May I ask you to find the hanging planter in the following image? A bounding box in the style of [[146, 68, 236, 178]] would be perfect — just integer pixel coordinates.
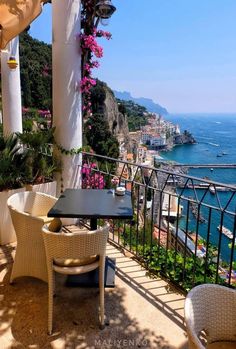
[[7, 56, 18, 69]]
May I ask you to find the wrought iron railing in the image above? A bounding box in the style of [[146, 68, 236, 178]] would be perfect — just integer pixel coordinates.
[[80, 151, 236, 292]]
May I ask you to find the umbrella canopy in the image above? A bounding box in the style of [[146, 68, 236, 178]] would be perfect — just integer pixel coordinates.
[[0, 0, 46, 49]]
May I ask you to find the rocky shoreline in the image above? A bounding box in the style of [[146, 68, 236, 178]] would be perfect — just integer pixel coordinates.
[[163, 131, 196, 152]]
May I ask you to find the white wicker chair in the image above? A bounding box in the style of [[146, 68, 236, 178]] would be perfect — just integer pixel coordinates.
[[185, 284, 236, 349], [42, 224, 109, 335], [7, 191, 57, 283]]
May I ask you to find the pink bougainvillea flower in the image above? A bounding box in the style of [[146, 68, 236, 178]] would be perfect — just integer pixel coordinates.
[[80, 5, 113, 118]]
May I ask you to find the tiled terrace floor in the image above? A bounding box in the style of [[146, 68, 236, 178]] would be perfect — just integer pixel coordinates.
[[0, 242, 188, 349]]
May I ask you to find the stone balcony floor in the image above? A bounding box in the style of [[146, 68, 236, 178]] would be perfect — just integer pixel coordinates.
[[0, 242, 188, 349]]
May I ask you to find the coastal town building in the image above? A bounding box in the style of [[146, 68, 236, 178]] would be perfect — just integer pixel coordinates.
[[140, 114, 182, 150], [161, 193, 183, 223]]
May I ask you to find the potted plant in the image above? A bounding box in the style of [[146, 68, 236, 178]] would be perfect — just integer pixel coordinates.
[[18, 126, 59, 196], [0, 134, 28, 244], [0, 125, 60, 245]]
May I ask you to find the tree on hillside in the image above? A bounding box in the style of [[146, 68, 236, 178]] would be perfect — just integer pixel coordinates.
[[84, 113, 119, 158], [116, 98, 149, 131], [19, 31, 52, 110], [90, 79, 106, 114]]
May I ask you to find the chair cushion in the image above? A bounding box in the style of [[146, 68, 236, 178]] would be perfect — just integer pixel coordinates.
[[54, 255, 99, 267], [48, 218, 62, 232], [208, 341, 236, 349], [61, 225, 89, 234]]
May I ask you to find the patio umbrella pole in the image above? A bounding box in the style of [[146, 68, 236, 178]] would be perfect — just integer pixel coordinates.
[[1, 36, 22, 136], [52, 0, 82, 195]]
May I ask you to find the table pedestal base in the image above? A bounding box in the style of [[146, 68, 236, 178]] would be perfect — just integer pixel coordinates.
[[65, 257, 116, 288]]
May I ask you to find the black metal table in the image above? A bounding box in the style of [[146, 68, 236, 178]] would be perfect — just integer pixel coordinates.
[[48, 188, 133, 229], [47, 188, 133, 287]]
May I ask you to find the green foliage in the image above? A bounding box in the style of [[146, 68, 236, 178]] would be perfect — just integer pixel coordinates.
[[117, 98, 149, 131], [84, 80, 128, 157], [118, 216, 224, 292], [17, 128, 58, 184], [0, 134, 29, 191], [0, 130, 59, 191], [22, 118, 34, 132], [19, 31, 52, 110], [84, 113, 119, 158], [56, 143, 82, 156], [140, 244, 221, 291], [90, 80, 107, 114]]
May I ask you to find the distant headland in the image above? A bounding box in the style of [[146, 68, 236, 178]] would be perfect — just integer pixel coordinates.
[[113, 90, 168, 115]]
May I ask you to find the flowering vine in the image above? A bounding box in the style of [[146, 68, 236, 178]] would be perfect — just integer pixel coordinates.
[[80, 1, 112, 117], [82, 162, 105, 189]]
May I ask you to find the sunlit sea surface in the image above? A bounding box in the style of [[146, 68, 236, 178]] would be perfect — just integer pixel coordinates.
[[160, 113, 236, 261]]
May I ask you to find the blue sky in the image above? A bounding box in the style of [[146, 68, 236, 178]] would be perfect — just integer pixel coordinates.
[[30, 0, 236, 113]]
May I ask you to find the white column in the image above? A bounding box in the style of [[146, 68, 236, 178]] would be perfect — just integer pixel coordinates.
[[1, 36, 22, 136], [52, 0, 82, 194]]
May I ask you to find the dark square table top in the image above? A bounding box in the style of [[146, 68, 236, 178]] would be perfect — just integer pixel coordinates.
[[48, 189, 133, 220]]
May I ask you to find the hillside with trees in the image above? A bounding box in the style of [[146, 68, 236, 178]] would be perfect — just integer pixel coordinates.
[[19, 31, 52, 110], [8, 32, 150, 157], [116, 99, 149, 131]]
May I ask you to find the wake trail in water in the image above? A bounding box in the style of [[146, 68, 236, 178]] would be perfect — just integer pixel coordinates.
[[208, 142, 220, 147]]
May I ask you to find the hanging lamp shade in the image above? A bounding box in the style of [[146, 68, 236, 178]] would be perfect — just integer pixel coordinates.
[[0, 0, 46, 50], [7, 56, 18, 69], [95, 0, 116, 19]]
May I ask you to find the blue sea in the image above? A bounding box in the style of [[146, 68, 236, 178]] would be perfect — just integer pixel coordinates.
[[160, 113, 236, 262]]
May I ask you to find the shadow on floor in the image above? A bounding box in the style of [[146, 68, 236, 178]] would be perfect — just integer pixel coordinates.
[[0, 264, 176, 349]]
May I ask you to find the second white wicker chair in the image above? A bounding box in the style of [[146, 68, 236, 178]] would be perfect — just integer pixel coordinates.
[[42, 224, 109, 335], [7, 191, 57, 283], [184, 284, 236, 349]]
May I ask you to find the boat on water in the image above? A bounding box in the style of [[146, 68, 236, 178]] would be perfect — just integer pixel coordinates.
[[217, 225, 234, 239], [209, 186, 216, 194], [209, 185, 230, 194]]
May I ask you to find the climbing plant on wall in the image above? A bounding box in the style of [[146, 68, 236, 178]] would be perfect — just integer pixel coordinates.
[[80, 0, 112, 117]]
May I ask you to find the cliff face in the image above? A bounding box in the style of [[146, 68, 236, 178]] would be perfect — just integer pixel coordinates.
[[103, 86, 131, 150]]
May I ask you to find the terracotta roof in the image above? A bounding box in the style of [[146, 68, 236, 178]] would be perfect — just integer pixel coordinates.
[[153, 226, 168, 247]]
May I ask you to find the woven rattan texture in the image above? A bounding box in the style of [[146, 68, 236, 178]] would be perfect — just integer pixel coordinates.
[[42, 224, 109, 334], [7, 191, 57, 283], [185, 284, 236, 349]]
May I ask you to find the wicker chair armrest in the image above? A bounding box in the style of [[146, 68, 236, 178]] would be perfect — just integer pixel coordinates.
[[30, 195, 57, 216], [9, 206, 48, 223], [185, 284, 236, 345]]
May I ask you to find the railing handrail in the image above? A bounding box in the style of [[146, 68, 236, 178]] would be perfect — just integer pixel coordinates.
[[82, 151, 236, 190], [80, 151, 236, 290]]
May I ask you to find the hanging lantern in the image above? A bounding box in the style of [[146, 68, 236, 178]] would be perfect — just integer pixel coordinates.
[[7, 56, 18, 69], [95, 0, 116, 19]]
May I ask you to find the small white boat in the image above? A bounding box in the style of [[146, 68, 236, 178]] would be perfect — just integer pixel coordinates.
[[217, 225, 234, 239], [209, 186, 216, 194], [210, 186, 229, 193]]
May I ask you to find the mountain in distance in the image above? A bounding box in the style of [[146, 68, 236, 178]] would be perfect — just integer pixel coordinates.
[[113, 90, 168, 115]]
